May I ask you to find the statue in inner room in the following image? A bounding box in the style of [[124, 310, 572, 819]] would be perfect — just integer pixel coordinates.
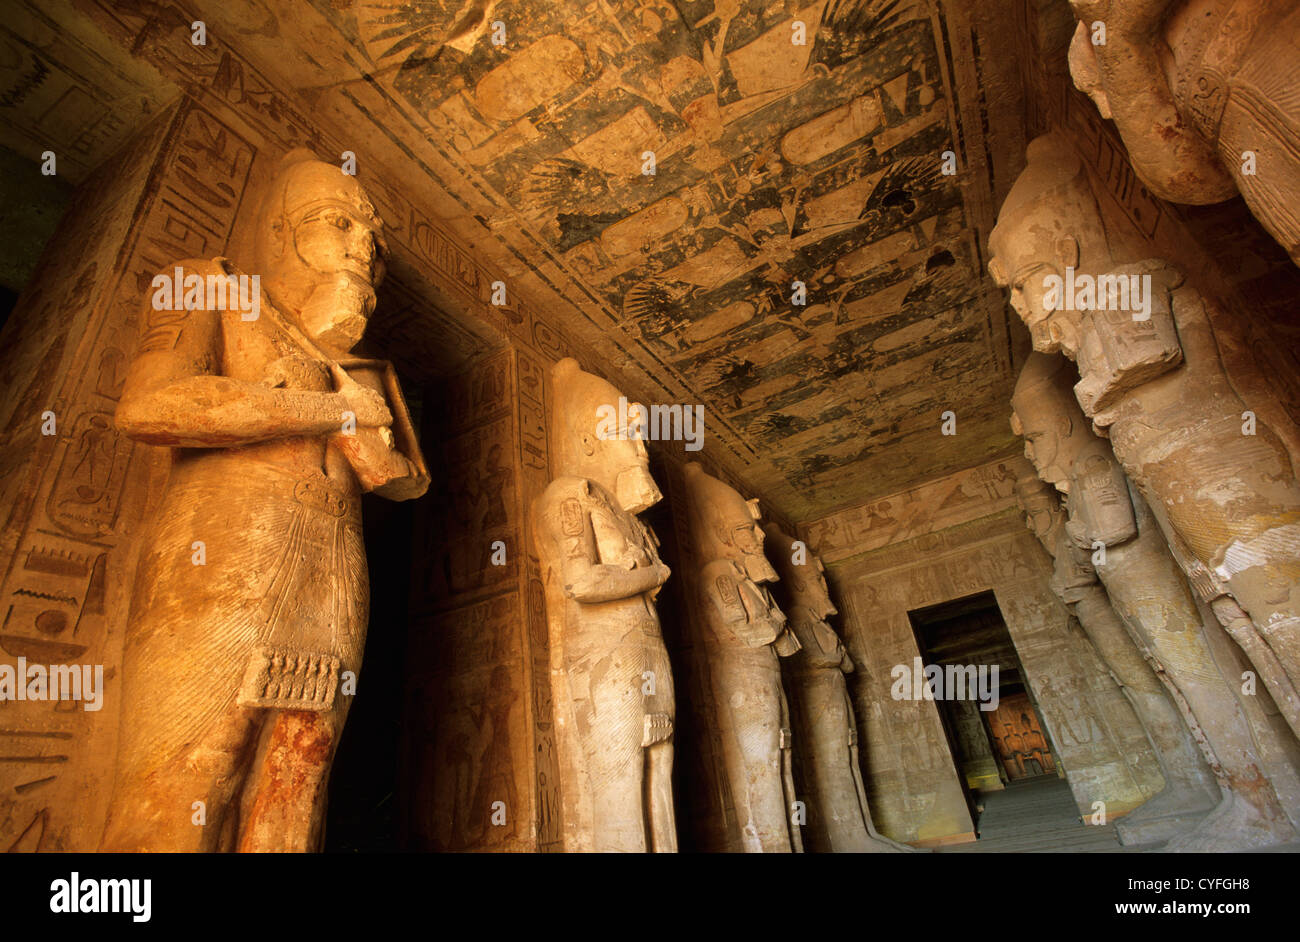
[[1066, 0, 1300, 266], [532, 358, 677, 852], [683, 463, 802, 853], [762, 522, 916, 853], [1012, 352, 1297, 850], [988, 132, 1300, 738], [102, 150, 429, 852], [1014, 466, 1219, 845]]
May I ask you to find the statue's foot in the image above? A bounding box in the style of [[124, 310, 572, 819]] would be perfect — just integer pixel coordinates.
[[1115, 782, 1218, 846], [1160, 789, 1297, 852]]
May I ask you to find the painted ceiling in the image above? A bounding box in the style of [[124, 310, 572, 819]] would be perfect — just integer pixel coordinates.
[[345, 0, 1033, 519]]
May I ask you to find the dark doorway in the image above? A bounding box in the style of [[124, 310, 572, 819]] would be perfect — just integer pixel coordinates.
[[908, 591, 1057, 805]]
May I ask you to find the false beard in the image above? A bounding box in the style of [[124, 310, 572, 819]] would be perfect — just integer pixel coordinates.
[[298, 271, 375, 353]]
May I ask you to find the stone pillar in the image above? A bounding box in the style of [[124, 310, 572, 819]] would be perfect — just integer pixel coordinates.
[[764, 523, 914, 852], [1015, 471, 1219, 844], [402, 347, 562, 852]]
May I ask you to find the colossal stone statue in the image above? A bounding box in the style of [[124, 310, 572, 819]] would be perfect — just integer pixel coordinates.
[[532, 358, 677, 852], [683, 463, 802, 852], [1014, 467, 1218, 845], [102, 150, 429, 851], [1013, 352, 1297, 850], [989, 132, 1300, 740], [763, 523, 914, 853], [1067, 0, 1300, 266]]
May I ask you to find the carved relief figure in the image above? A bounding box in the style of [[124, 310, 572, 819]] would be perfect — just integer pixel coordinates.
[[1015, 461, 1219, 844], [101, 150, 429, 852], [683, 463, 802, 852], [763, 522, 913, 853], [532, 358, 676, 853], [989, 132, 1300, 740], [1067, 0, 1300, 265], [1012, 352, 1297, 850]]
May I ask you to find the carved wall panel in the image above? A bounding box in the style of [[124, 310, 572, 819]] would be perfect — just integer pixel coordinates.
[[811, 505, 1162, 844], [0, 99, 253, 850]]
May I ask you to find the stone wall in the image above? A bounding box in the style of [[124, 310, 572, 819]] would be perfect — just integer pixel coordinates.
[[804, 462, 1163, 845]]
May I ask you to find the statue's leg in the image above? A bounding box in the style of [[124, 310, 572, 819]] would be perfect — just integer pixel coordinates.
[[583, 652, 651, 852], [1213, 598, 1300, 741], [709, 652, 789, 851], [778, 687, 803, 853], [646, 741, 677, 852], [100, 584, 263, 852], [236, 706, 345, 852], [644, 643, 677, 853], [101, 700, 262, 852]]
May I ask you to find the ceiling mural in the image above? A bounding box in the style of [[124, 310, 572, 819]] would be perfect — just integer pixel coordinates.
[[341, 0, 1028, 515]]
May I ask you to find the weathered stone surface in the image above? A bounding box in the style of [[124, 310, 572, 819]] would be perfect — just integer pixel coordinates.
[[0, 0, 1296, 858], [990, 132, 1300, 745], [1015, 425, 1219, 845], [532, 358, 677, 852], [682, 463, 801, 852], [101, 151, 428, 851], [764, 522, 914, 852], [1013, 350, 1299, 850], [1067, 0, 1300, 266]]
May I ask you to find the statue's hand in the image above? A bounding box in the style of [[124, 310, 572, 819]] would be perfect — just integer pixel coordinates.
[[329, 362, 392, 428]]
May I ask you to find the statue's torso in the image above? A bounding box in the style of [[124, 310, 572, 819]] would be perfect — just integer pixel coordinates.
[[537, 476, 666, 650]]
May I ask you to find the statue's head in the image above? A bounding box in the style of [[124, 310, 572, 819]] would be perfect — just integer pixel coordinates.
[[988, 133, 1112, 358], [1012, 356, 1137, 546], [550, 358, 663, 513], [255, 149, 388, 354], [1010, 352, 1087, 490], [1013, 471, 1066, 555], [762, 522, 837, 619], [684, 463, 778, 582]]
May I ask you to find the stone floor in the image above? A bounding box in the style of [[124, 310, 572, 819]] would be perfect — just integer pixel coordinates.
[[938, 775, 1152, 853]]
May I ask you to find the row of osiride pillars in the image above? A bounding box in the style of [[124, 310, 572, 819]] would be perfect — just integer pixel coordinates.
[[534, 357, 916, 853], [995, 132, 1300, 852]]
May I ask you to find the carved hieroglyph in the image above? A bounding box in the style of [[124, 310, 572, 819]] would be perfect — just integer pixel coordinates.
[[1067, 0, 1300, 266], [989, 132, 1300, 743], [683, 463, 802, 852], [1012, 352, 1297, 850], [1014, 468, 1219, 845], [532, 358, 677, 853], [763, 523, 914, 853], [101, 150, 429, 852]]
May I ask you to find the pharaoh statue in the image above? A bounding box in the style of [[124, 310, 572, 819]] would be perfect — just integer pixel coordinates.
[[532, 358, 677, 852], [988, 131, 1300, 740], [683, 463, 802, 852], [1014, 460, 1218, 844], [102, 150, 429, 852], [1012, 352, 1298, 850], [763, 523, 915, 853], [1067, 0, 1300, 265]]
